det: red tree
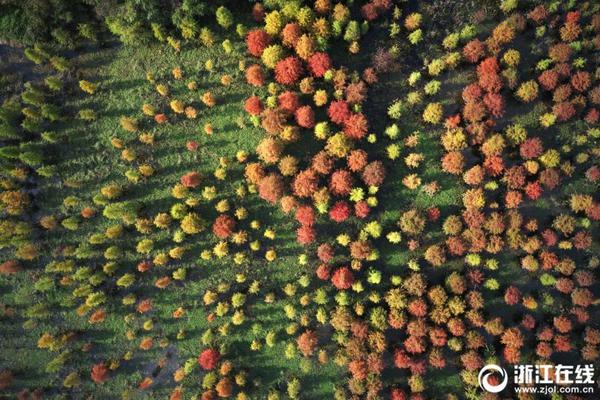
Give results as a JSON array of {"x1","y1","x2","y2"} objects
[
  {"x1": 198, "y1": 348, "x2": 220, "y2": 370},
  {"x1": 308, "y1": 52, "x2": 331, "y2": 77},
  {"x1": 295, "y1": 105, "x2": 315, "y2": 128},
  {"x1": 332, "y1": 267, "x2": 354, "y2": 289},
  {"x1": 278, "y1": 91, "x2": 300, "y2": 113},
  {"x1": 343, "y1": 113, "x2": 369, "y2": 139},
  {"x1": 213, "y1": 215, "x2": 236, "y2": 239},
  {"x1": 327, "y1": 100, "x2": 351, "y2": 125},
  {"x1": 181, "y1": 172, "x2": 201, "y2": 188},
  {"x1": 91, "y1": 363, "x2": 109, "y2": 384},
  {"x1": 275, "y1": 56, "x2": 304, "y2": 86},
  {"x1": 244, "y1": 96, "x2": 263, "y2": 115},
  {"x1": 246, "y1": 29, "x2": 270, "y2": 57},
  {"x1": 329, "y1": 201, "x2": 352, "y2": 222},
  {"x1": 329, "y1": 169, "x2": 354, "y2": 196}
]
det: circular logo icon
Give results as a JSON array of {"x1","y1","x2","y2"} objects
[{"x1": 478, "y1": 364, "x2": 508, "y2": 393}]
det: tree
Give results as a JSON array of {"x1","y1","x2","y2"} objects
[
  {"x1": 329, "y1": 170, "x2": 353, "y2": 196},
  {"x1": 343, "y1": 113, "x2": 369, "y2": 139},
  {"x1": 181, "y1": 213, "x2": 204, "y2": 234},
  {"x1": 244, "y1": 96, "x2": 263, "y2": 115},
  {"x1": 347, "y1": 149, "x2": 368, "y2": 172},
  {"x1": 275, "y1": 57, "x2": 304, "y2": 86},
  {"x1": 0, "y1": 260, "x2": 20, "y2": 275},
  {"x1": 91, "y1": 363, "x2": 109, "y2": 384},
  {"x1": 180, "y1": 172, "x2": 201, "y2": 188},
  {"x1": 258, "y1": 174, "x2": 285, "y2": 204},
  {"x1": 308, "y1": 52, "x2": 331, "y2": 77},
  {"x1": 538, "y1": 70, "x2": 558, "y2": 91},
  {"x1": 519, "y1": 137, "x2": 543, "y2": 160},
  {"x1": 246, "y1": 29, "x2": 270, "y2": 57},
  {"x1": 516, "y1": 81, "x2": 539, "y2": 102},
  {"x1": 422, "y1": 103, "x2": 443, "y2": 124},
  {"x1": 362, "y1": 161, "x2": 385, "y2": 187},
  {"x1": 332, "y1": 267, "x2": 354, "y2": 289},
  {"x1": 278, "y1": 91, "x2": 300, "y2": 113},
  {"x1": 504, "y1": 286, "x2": 521, "y2": 306},
  {"x1": 257, "y1": 137, "x2": 283, "y2": 164},
  {"x1": 312, "y1": 151, "x2": 334, "y2": 175},
  {"x1": 424, "y1": 244, "x2": 446, "y2": 267},
  {"x1": 463, "y1": 39, "x2": 485, "y2": 63},
  {"x1": 329, "y1": 201, "x2": 351, "y2": 222},
  {"x1": 281, "y1": 22, "x2": 302, "y2": 47},
  {"x1": 328, "y1": 100, "x2": 351, "y2": 125},
  {"x1": 297, "y1": 225, "x2": 315, "y2": 245},
  {"x1": 295, "y1": 106, "x2": 315, "y2": 128},
  {"x1": 297, "y1": 330, "x2": 318, "y2": 356},
  {"x1": 292, "y1": 169, "x2": 319, "y2": 198},
  {"x1": 246, "y1": 64, "x2": 265, "y2": 87},
  {"x1": 213, "y1": 215, "x2": 236, "y2": 239},
  {"x1": 441, "y1": 151, "x2": 464, "y2": 175},
  {"x1": 198, "y1": 348, "x2": 220, "y2": 370}
]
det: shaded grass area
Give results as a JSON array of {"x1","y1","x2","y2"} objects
[{"x1": 1, "y1": 37, "x2": 343, "y2": 397}]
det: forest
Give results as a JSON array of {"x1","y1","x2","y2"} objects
[{"x1": 0, "y1": 0, "x2": 598, "y2": 399}]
